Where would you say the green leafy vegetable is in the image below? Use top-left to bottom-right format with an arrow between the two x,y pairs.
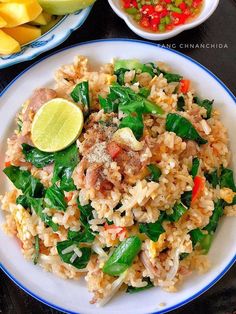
33,235 -> 40,265
57,240 -> 91,269
52,143 -> 78,191
181,191 -> 192,208
3,166 -> 44,198
204,200 -> 224,233
68,228 -> 95,243
103,236 -> 142,276
220,167 -> 236,192
45,184 -> 67,211
167,202 -> 188,222
177,96 -> 185,111
139,212 -> 165,242
190,157 -> 200,178
190,228 -> 213,254
119,114 -> 144,140
22,144 -> 54,168
194,97 -> 213,119
205,169 -> 219,188
29,197 -> 59,231
16,194 -> 31,209
114,68 -> 128,85
114,59 -> 143,72
70,81 -> 90,114
99,94 -> 119,113
189,228 -> 204,247
126,278 -> 153,293
165,113 -> 207,145
147,164 -> 161,182
139,87 -> 150,98
77,199 -> 94,227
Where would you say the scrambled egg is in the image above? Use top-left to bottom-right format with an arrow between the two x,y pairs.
13,206 -> 31,242
220,188 -> 236,204
149,233 -> 166,259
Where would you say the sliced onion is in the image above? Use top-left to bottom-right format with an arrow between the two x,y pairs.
92,244 -> 108,258
98,271 -> 127,307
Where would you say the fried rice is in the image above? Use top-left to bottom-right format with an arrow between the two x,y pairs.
1,55 -> 236,306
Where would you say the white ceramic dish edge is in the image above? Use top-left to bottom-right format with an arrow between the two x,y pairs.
108,0 -> 219,40
0,39 -> 235,314
0,6 -> 93,69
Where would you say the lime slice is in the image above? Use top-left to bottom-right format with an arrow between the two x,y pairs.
31,98 -> 84,152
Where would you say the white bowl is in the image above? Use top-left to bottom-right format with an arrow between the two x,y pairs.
108,0 -> 219,40
0,39 -> 235,314
0,6 -> 93,69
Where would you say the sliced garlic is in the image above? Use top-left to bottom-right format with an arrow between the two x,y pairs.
112,127 -> 144,151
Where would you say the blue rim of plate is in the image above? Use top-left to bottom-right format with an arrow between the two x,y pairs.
0,6 -> 92,69
0,39 -> 235,314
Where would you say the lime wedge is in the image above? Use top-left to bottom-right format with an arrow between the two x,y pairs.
31,98 -> 84,152
38,0 -> 95,15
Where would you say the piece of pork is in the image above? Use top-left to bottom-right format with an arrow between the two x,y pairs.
23,88 -> 57,122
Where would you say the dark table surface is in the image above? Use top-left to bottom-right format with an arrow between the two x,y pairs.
0,0 -> 236,313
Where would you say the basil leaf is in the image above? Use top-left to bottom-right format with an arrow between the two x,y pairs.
52,143 -> 78,192
3,166 -> 44,198
194,97 -> 213,119
190,157 -> 200,178
103,236 -> 142,276
163,72 -> 182,83
45,184 -> 67,211
57,240 -> 91,269
33,235 -> 40,265
177,96 -> 185,111
181,191 -> 192,208
167,202 -> 188,222
114,68 -> 128,85
119,114 -> 144,140
29,197 -> 59,232
71,81 -> 90,114
77,199 -> 94,227
139,87 -> 150,98
126,278 -> 153,294
204,200 -> 224,233
16,194 -> 31,209
139,212 -> 165,242
68,228 -> 95,243
22,144 -> 54,168
220,167 -> 236,192
99,95 -> 119,113
147,164 -> 161,182
165,113 -> 207,145
205,169 -> 219,188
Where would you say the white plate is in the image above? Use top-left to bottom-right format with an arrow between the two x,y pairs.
108,0 -> 219,40
0,39 -> 235,314
0,7 -> 92,69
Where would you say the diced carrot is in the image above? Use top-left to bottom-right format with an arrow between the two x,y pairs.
4,161 -> 11,167
107,142 -> 122,159
180,79 -> 190,94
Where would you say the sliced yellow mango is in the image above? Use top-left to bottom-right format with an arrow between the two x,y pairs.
3,24 -> 41,45
0,15 -> 6,27
30,11 -> 51,26
0,0 -> 42,28
0,29 -> 20,54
